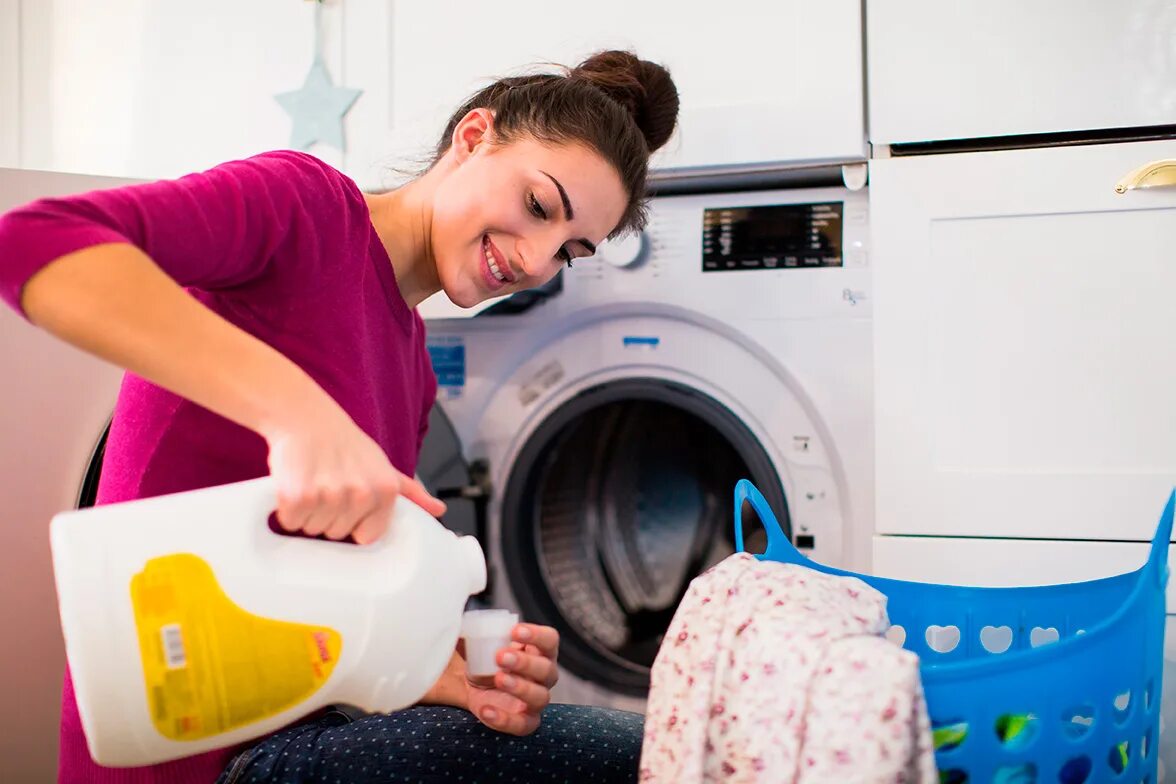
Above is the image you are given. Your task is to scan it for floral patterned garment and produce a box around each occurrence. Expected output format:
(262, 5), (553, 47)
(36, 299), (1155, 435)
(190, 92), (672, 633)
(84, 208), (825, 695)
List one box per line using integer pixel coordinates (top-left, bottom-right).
(639, 553), (936, 783)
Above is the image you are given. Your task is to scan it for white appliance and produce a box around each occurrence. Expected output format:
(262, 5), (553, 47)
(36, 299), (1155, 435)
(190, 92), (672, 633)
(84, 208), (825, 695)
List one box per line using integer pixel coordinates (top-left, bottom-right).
(0, 168), (137, 782)
(417, 185), (872, 710)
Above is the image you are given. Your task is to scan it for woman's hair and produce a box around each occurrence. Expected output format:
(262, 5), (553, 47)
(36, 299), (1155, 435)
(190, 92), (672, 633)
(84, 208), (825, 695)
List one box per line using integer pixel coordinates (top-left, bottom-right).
(434, 50), (680, 237)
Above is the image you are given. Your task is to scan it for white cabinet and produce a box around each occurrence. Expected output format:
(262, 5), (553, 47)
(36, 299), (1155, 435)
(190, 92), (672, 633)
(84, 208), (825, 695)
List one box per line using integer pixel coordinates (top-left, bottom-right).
(342, 0), (866, 190)
(14, 1), (866, 184)
(867, 0), (1176, 145)
(871, 139), (1176, 541)
(17, 0), (335, 179)
(0, 0), (18, 167)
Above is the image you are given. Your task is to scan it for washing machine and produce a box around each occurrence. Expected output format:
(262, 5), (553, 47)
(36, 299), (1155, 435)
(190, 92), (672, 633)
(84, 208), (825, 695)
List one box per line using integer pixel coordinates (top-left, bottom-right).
(415, 185), (873, 711)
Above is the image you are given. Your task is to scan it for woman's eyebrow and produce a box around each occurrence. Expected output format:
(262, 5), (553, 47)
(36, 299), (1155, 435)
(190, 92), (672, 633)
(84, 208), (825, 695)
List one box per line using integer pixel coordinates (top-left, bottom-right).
(539, 170), (596, 254)
(539, 171), (574, 220)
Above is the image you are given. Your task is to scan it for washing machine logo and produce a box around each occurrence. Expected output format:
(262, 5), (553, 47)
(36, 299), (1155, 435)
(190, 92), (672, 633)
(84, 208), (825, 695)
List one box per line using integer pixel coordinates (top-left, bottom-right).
(842, 288), (867, 306)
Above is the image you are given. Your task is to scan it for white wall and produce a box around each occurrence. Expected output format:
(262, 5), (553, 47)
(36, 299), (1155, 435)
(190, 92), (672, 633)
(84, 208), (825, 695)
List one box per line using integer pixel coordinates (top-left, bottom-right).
(16, 0), (343, 179)
(0, 0), (18, 167)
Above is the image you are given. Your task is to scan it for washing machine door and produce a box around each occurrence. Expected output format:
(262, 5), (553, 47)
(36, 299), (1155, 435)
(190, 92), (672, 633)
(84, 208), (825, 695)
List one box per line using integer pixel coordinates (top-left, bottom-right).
(497, 377), (789, 698)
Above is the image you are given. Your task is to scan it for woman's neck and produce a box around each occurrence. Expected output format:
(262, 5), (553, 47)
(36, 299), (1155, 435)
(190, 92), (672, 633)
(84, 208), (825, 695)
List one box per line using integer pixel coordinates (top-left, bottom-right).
(364, 172), (443, 310)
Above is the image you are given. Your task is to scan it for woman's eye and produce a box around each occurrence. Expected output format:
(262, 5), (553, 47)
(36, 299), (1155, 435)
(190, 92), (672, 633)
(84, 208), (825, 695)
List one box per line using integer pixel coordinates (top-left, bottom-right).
(528, 193), (547, 220)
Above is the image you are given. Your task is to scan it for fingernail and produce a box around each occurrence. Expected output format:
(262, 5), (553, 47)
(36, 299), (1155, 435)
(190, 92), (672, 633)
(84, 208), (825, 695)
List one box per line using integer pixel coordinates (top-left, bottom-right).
(516, 626), (532, 641)
(503, 675), (517, 689)
(502, 652), (518, 668)
(482, 707), (498, 722)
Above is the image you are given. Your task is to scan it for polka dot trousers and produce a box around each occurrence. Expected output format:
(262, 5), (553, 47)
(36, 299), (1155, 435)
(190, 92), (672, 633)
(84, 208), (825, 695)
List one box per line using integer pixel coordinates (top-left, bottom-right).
(217, 704), (644, 783)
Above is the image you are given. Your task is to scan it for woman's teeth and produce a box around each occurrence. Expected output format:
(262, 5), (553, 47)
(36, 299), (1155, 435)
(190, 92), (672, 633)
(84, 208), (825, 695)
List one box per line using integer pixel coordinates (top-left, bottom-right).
(484, 239), (508, 284)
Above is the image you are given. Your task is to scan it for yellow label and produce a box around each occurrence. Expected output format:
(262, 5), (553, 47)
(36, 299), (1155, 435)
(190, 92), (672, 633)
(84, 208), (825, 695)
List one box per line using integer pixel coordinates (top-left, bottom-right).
(130, 553), (342, 740)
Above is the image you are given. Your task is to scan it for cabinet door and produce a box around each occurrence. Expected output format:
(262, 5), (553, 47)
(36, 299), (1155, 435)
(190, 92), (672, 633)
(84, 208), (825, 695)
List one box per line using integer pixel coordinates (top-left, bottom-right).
(871, 139), (1176, 540)
(867, 0), (1176, 144)
(0, 0), (17, 167)
(19, 0), (330, 179)
(342, 0), (865, 189)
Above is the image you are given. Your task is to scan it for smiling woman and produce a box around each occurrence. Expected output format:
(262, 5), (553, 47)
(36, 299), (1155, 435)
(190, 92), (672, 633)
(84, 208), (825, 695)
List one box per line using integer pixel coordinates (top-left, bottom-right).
(0, 47), (677, 784)
(367, 50), (680, 310)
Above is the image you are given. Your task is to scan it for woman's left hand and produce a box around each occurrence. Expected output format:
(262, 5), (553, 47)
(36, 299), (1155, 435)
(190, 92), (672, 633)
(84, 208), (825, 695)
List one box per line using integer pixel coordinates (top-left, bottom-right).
(465, 623), (560, 736)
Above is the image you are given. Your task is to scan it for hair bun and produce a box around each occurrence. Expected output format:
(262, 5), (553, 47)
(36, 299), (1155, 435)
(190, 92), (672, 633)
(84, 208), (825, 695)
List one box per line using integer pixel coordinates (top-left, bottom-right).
(570, 50), (679, 153)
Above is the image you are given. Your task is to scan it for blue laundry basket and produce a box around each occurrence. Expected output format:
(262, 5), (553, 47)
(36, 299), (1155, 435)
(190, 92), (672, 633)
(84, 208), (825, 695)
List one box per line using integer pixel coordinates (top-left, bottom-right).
(733, 479), (1172, 783)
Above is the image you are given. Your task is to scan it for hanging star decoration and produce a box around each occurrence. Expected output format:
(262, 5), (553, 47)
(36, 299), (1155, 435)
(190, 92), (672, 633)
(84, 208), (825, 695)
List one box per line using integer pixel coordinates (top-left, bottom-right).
(275, 2), (362, 151)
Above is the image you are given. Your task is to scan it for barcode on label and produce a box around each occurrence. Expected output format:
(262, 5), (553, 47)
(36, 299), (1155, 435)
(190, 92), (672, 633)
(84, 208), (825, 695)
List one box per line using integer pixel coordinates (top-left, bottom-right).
(160, 623), (186, 669)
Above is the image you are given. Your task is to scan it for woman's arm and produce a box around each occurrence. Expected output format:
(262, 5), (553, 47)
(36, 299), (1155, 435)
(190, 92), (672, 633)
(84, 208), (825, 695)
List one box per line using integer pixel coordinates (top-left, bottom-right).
(24, 242), (324, 445)
(3, 153), (444, 541)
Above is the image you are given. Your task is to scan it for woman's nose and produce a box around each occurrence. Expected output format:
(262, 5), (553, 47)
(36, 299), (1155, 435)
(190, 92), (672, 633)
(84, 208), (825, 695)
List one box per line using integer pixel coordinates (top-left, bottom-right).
(517, 235), (560, 278)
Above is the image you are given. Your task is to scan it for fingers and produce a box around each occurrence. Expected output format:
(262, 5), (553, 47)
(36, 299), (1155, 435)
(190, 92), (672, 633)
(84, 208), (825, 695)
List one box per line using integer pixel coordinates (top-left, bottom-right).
(495, 671), (550, 713)
(479, 706), (541, 737)
(498, 647), (558, 689)
(398, 476), (448, 518)
(512, 624), (559, 662)
(264, 420), (435, 545)
(349, 506), (390, 545)
(270, 466), (441, 545)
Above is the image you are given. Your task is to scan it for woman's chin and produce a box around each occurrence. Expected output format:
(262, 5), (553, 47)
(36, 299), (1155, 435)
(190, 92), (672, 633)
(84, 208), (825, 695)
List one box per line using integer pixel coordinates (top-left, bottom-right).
(444, 285), (485, 310)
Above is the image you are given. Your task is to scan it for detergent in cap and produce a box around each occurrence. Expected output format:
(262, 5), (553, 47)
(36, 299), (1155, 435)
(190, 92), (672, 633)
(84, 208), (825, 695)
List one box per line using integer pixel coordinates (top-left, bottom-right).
(50, 476), (486, 767)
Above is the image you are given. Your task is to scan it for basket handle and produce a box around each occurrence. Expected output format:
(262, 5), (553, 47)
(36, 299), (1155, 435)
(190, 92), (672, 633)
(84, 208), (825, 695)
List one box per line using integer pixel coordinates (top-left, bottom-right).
(1147, 489), (1175, 589)
(734, 479), (789, 556)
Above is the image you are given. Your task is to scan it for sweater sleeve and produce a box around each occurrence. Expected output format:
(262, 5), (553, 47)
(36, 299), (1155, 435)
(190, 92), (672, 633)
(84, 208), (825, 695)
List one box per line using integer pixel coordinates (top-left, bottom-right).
(0, 150), (342, 318)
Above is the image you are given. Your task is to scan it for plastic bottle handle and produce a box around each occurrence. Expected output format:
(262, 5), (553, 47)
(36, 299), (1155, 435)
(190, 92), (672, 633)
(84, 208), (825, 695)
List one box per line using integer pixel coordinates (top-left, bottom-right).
(225, 475), (401, 558)
(733, 479), (788, 556)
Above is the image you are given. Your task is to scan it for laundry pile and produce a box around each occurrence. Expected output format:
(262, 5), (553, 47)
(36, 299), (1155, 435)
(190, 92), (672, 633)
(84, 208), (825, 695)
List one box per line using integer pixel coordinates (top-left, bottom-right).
(639, 553), (936, 783)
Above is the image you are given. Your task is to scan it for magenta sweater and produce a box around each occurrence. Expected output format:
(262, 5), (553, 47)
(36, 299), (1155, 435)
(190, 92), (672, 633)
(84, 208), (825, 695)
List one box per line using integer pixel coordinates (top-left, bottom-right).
(0, 151), (437, 783)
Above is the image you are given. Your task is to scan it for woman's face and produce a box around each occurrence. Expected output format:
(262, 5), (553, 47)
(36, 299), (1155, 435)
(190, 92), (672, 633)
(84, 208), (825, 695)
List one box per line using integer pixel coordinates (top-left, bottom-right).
(430, 112), (628, 308)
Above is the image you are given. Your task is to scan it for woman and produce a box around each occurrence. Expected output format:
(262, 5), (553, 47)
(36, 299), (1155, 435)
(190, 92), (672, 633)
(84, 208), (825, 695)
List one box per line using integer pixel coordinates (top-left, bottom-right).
(0, 50), (679, 783)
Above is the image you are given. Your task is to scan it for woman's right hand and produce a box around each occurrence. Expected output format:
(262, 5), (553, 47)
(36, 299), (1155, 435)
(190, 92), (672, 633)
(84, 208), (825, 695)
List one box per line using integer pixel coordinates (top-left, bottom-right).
(262, 404), (446, 545)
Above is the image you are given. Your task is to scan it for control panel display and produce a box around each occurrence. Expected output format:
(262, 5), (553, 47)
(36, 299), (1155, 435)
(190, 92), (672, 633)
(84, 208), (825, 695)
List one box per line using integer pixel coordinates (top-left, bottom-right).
(702, 202), (842, 272)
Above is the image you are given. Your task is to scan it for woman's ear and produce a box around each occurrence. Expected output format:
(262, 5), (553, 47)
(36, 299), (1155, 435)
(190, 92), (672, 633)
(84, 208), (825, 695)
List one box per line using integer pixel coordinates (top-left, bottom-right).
(451, 108), (495, 163)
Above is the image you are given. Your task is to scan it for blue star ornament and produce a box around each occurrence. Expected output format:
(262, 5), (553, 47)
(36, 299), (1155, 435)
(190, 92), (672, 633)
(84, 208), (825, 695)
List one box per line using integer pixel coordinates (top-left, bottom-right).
(275, 60), (362, 151)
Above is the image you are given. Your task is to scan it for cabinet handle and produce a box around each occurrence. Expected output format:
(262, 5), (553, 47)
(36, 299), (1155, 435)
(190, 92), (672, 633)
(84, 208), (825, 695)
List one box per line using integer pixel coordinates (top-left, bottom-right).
(1115, 159), (1176, 194)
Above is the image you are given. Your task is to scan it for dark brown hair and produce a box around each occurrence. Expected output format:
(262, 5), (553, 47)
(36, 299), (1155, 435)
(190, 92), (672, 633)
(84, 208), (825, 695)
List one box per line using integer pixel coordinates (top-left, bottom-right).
(433, 50), (679, 237)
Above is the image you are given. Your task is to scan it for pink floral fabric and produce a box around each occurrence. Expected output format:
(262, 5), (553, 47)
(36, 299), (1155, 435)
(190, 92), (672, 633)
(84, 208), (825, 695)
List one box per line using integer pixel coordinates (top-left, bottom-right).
(639, 553), (936, 783)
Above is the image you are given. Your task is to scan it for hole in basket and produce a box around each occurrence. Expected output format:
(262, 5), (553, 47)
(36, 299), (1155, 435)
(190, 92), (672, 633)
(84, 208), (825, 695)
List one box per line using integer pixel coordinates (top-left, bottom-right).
(926, 625), (961, 653)
(994, 763), (1036, 783)
(1143, 728), (1152, 760)
(1059, 755), (1092, 783)
(1113, 690), (1132, 724)
(1109, 741), (1130, 775)
(939, 769), (969, 784)
(932, 717), (969, 753)
(1146, 679), (1155, 712)
(1030, 626), (1060, 647)
(995, 713), (1039, 751)
(1061, 705), (1095, 740)
(885, 624), (907, 647)
(980, 625), (1014, 654)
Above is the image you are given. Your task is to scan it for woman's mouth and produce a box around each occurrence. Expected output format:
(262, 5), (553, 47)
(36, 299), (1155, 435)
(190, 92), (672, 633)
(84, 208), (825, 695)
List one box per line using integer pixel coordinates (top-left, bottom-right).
(482, 235), (514, 285)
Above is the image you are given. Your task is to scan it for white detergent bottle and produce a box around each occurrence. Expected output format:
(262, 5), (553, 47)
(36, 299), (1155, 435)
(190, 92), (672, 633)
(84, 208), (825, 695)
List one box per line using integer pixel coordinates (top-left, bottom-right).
(49, 476), (487, 767)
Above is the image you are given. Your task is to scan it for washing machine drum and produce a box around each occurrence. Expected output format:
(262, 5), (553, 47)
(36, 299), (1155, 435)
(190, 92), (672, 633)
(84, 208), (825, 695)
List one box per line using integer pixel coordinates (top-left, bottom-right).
(500, 379), (788, 697)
